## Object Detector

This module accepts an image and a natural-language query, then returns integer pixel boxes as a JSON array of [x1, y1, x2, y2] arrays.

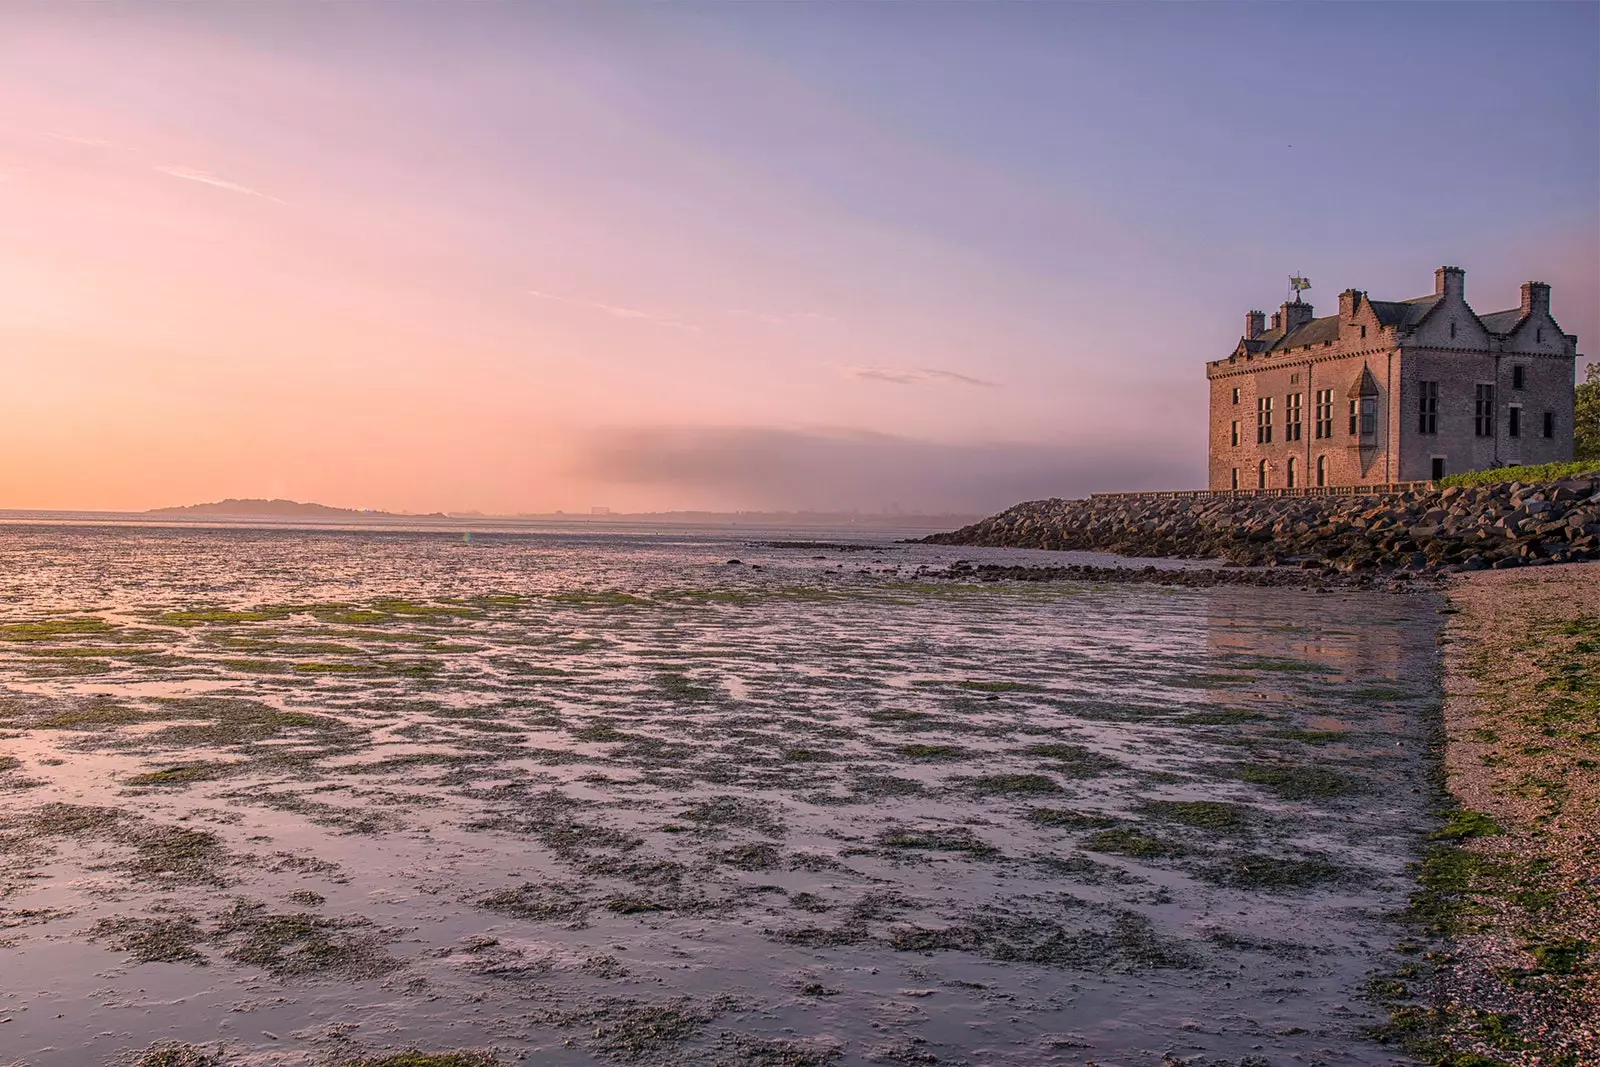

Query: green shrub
[[1438, 460, 1600, 490]]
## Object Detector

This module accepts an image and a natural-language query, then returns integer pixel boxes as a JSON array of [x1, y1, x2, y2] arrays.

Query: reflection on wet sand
[[0, 525, 1440, 1066]]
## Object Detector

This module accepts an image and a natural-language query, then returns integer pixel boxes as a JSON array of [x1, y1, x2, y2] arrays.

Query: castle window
[[1360, 325, 1366, 340], [1512, 364, 1525, 390], [1230, 420, 1240, 447], [1544, 411, 1554, 438], [1450, 321, 1457, 339], [1232, 387, 1240, 405], [1360, 397, 1376, 435], [1537, 327, 1544, 343], [1316, 455, 1327, 487], [1256, 396, 1273, 444], [1285, 392, 1303, 442], [1286, 456, 1297, 489], [1474, 384, 1494, 437], [1314, 389, 1334, 438], [1418, 381, 1438, 435], [1508, 405, 1522, 439], [1257, 459, 1267, 489], [1348, 398, 1358, 435], [1231, 468, 1239, 490]]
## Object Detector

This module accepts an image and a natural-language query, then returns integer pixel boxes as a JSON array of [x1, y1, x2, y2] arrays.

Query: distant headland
[[147, 498, 448, 520]]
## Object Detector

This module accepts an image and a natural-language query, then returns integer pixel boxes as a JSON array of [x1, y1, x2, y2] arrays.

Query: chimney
[[1435, 265, 1465, 300], [1339, 288, 1361, 320], [1245, 310, 1265, 339], [1521, 281, 1550, 317], [1271, 310, 1282, 331], [1280, 299, 1314, 333]]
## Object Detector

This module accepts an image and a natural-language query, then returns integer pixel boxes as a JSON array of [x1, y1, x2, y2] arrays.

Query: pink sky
[[1, 5, 1594, 514]]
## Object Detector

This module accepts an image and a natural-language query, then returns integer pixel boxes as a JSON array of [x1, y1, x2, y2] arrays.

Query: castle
[[1206, 267, 1579, 490]]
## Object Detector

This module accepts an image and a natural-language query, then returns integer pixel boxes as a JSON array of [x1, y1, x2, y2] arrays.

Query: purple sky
[[1, 2, 1594, 513]]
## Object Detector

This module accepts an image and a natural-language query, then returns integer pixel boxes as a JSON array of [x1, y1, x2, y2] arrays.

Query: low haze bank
[[922, 475, 1600, 574]]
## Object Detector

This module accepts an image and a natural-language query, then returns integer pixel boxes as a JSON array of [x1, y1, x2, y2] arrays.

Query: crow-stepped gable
[[1207, 267, 1580, 489]]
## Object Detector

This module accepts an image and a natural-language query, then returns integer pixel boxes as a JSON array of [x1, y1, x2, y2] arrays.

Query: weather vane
[[1288, 274, 1312, 303]]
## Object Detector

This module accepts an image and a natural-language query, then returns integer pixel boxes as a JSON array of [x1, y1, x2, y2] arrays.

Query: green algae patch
[[1083, 827, 1185, 859], [155, 608, 298, 627], [35, 703, 166, 730], [125, 762, 239, 787], [215, 900, 400, 978], [133, 1043, 225, 1067], [878, 826, 999, 857], [348, 1054, 499, 1067], [0, 616, 118, 641], [956, 773, 1064, 795], [90, 915, 207, 964], [1201, 853, 1348, 891], [1234, 763, 1359, 800], [896, 742, 966, 761], [1024, 806, 1118, 831], [1024, 742, 1123, 776], [1430, 809, 1502, 842], [1140, 799, 1251, 833]]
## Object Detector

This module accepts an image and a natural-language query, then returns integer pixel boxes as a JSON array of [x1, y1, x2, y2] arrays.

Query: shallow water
[[0, 522, 1439, 1066]]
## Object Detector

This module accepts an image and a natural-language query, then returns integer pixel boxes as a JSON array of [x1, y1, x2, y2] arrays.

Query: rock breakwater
[[922, 475, 1600, 574]]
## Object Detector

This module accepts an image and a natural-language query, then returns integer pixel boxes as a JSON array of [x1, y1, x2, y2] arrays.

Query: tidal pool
[[0, 523, 1440, 1066]]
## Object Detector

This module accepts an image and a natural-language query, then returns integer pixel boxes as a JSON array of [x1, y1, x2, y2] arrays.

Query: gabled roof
[[1367, 294, 1439, 327], [1253, 314, 1341, 353], [1348, 365, 1381, 398], [1478, 308, 1523, 335]]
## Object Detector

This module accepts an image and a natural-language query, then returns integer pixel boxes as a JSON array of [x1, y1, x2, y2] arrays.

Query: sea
[[0, 516, 1442, 1066]]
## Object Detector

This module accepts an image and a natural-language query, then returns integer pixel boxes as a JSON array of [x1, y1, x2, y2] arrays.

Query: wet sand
[[0, 525, 1447, 1066]]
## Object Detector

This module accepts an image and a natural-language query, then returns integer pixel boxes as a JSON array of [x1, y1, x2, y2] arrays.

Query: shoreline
[[1374, 561, 1599, 1062]]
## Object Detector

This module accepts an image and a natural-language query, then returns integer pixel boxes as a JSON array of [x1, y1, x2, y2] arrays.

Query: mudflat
[[0, 524, 1446, 1066]]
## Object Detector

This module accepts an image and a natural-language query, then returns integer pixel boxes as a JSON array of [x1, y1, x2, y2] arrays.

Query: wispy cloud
[[845, 366, 999, 388], [41, 131, 119, 149], [154, 164, 286, 205], [527, 288, 697, 331]]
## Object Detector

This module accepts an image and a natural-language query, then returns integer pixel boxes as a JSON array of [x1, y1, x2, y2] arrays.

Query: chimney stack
[[1435, 265, 1465, 300], [1245, 310, 1265, 339], [1280, 300, 1315, 333], [1339, 289, 1362, 320], [1521, 281, 1550, 317], [1270, 310, 1282, 331]]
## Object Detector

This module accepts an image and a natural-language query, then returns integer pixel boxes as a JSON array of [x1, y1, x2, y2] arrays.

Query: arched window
[[1286, 457, 1297, 489], [1257, 459, 1267, 489], [1316, 455, 1327, 487]]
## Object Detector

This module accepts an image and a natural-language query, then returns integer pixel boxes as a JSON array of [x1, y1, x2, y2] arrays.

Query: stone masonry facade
[[1206, 267, 1580, 490]]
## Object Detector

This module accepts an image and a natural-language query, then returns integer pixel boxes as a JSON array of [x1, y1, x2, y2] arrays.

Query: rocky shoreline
[[920, 475, 1600, 575], [919, 560, 1440, 593]]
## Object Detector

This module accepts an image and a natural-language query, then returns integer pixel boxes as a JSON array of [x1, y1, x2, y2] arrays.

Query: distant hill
[[148, 498, 447, 520]]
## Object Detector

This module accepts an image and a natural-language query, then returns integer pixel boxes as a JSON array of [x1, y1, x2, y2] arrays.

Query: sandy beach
[[1375, 563, 1599, 1063]]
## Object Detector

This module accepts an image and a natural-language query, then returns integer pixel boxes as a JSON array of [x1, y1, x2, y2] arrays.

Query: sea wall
[[921, 475, 1600, 573]]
